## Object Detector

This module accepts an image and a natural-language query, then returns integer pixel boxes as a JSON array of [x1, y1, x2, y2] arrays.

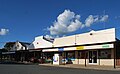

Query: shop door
[[89, 51, 97, 64]]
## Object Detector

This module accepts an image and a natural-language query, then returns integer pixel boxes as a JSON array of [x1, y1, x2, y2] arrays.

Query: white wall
[[78, 59, 85, 65], [53, 28, 115, 47], [28, 36, 53, 49], [72, 59, 114, 66], [53, 35, 76, 47], [76, 28, 115, 45], [29, 28, 115, 49], [99, 59, 114, 66], [12, 42, 25, 51]]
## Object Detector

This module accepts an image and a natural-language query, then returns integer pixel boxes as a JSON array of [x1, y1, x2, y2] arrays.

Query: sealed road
[[0, 64, 120, 74]]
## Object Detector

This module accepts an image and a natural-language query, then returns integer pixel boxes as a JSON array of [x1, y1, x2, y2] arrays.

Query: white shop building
[[42, 28, 120, 67]]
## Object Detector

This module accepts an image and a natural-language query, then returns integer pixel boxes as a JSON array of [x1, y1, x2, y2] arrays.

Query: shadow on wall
[[28, 44, 35, 49]]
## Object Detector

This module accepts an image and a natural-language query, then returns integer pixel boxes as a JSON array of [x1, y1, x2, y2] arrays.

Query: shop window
[[21, 47, 24, 49], [62, 52, 66, 59], [66, 51, 75, 60], [37, 42, 39, 44], [15, 47, 17, 50], [99, 49, 111, 59], [78, 51, 86, 59], [17, 44, 19, 47], [59, 52, 62, 56]]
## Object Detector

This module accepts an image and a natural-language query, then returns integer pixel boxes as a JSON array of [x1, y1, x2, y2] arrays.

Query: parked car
[[30, 57, 45, 63]]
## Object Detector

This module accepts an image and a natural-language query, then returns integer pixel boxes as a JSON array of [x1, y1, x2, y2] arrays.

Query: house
[[4, 41, 30, 51], [2, 41, 30, 62]]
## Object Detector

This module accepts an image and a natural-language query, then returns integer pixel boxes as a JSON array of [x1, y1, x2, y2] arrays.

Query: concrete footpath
[[39, 64, 120, 71]]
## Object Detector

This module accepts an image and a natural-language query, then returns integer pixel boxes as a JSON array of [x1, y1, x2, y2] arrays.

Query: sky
[[0, 0, 120, 48]]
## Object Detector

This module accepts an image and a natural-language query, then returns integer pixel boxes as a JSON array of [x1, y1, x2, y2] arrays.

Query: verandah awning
[[2, 51, 15, 54], [42, 43, 114, 52]]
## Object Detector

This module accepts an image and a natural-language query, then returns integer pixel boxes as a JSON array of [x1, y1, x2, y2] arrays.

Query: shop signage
[[102, 44, 110, 48], [53, 56, 58, 62], [76, 46, 84, 50]]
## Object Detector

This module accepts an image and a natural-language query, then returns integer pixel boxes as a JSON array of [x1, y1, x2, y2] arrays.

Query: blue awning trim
[[58, 48, 64, 51]]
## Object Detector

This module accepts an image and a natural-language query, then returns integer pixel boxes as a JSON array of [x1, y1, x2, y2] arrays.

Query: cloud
[[67, 19, 83, 32], [48, 10, 83, 35], [85, 15, 108, 27], [115, 16, 120, 19], [0, 28, 9, 35], [47, 9, 109, 35], [100, 15, 109, 22], [85, 15, 98, 27]]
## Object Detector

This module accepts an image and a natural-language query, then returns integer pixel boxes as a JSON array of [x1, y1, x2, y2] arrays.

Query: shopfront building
[[42, 28, 120, 67]]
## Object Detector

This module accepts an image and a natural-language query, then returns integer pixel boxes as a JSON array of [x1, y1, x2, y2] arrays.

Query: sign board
[[76, 44, 114, 50], [102, 44, 110, 48], [53, 54, 59, 62], [53, 54, 62, 65], [76, 46, 84, 50]]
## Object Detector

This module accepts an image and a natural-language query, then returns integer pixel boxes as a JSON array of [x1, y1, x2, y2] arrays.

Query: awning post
[[114, 42, 116, 68]]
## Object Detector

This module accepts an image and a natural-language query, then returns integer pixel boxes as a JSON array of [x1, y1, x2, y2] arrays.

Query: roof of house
[[19, 42, 31, 47], [4, 41, 31, 48], [4, 42, 15, 48]]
